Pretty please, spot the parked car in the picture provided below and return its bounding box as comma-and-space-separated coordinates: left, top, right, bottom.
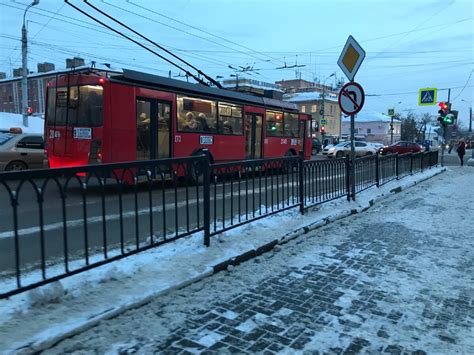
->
0, 131, 46, 171
380, 141, 424, 155
322, 141, 377, 158
311, 138, 322, 155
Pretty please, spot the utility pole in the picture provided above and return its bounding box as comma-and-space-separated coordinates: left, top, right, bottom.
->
470, 106, 472, 133
21, 0, 40, 127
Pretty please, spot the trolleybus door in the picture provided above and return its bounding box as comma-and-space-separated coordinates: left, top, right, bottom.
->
136, 98, 172, 160
245, 113, 263, 159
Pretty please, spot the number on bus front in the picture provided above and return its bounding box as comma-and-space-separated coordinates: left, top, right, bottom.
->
49, 130, 60, 138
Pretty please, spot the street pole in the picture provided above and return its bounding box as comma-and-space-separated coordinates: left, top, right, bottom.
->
350, 112, 355, 201
470, 106, 472, 133
21, 19, 28, 127
21, 0, 40, 128
390, 116, 393, 144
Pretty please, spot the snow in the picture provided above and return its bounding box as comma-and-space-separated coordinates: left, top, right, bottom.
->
283, 91, 338, 102
0, 165, 460, 352
0, 112, 44, 134
342, 109, 393, 123
0, 64, 122, 83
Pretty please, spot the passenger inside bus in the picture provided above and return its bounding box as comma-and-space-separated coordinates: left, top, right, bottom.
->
181, 112, 198, 131
197, 113, 210, 131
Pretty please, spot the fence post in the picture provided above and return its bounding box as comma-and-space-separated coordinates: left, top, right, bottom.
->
299, 152, 304, 214
375, 153, 380, 187
202, 154, 211, 247
410, 153, 413, 175
345, 155, 351, 201
395, 153, 399, 179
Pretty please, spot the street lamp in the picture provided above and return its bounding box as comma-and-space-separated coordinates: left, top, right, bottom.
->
21, 0, 40, 128
390, 101, 402, 144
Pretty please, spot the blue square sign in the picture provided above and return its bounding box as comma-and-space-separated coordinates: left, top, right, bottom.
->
418, 88, 437, 106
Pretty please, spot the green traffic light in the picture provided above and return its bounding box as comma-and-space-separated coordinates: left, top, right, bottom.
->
443, 114, 454, 125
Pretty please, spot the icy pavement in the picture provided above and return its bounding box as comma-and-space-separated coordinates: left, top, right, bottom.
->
1, 166, 473, 353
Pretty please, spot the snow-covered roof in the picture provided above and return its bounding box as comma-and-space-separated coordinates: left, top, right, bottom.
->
283, 91, 338, 103
221, 79, 283, 92
0, 112, 44, 134
342, 110, 393, 123
0, 64, 122, 83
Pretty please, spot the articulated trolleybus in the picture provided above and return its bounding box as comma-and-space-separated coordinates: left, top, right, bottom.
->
45, 69, 312, 171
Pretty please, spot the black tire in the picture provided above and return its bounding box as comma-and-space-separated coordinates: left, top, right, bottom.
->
5, 160, 28, 171
366, 151, 373, 156
311, 148, 317, 155
336, 151, 344, 158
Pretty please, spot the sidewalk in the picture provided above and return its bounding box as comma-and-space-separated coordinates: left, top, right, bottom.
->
2, 166, 473, 353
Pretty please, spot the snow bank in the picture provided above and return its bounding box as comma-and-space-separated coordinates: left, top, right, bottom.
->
0, 112, 44, 134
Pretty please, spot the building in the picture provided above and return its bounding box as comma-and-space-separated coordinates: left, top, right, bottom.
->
341, 110, 401, 144
279, 79, 341, 145
0, 59, 116, 116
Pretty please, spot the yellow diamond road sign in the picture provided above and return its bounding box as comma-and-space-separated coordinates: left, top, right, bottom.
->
338, 35, 366, 81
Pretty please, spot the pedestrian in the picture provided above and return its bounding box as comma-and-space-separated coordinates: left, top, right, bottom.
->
456, 139, 466, 166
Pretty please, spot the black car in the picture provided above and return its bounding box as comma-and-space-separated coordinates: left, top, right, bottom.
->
311, 138, 322, 155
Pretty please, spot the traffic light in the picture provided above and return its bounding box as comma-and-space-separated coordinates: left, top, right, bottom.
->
444, 113, 454, 125
438, 102, 448, 113
27, 107, 33, 115
320, 126, 326, 134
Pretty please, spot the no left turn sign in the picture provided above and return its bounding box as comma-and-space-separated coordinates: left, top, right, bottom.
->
338, 82, 365, 115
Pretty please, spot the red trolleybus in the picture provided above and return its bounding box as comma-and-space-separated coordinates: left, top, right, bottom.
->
45, 69, 312, 168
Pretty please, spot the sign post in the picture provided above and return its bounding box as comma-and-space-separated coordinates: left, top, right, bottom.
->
338, 36, 366, 201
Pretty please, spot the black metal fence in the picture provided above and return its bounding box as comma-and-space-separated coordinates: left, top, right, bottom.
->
0, 150, 438, 299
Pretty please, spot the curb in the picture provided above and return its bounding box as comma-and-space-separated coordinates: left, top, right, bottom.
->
11, 167, 445, 353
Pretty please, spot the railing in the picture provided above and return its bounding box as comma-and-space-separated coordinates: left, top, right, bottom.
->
0, 156, 205, 299
0, 150, 439, 299
209, 157, 301, 237
303, 157, 347, 208
354, 155, 377, 193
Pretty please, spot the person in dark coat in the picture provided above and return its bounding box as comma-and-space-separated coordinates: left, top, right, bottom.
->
456, 139, 466, 166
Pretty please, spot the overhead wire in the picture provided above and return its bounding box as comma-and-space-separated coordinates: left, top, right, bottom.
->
64, 0, 210, 86
83, 0, 221, 87
451, 69, 474, 102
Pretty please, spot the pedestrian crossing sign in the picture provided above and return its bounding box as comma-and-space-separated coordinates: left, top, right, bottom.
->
418, 88, 437, 106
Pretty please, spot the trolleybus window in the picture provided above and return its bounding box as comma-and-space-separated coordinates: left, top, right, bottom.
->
177, 96, 217, 133
266, 111, 284, 137
46, 85, 103, 127
218, 102, 243, 135
284, 113, 299, 138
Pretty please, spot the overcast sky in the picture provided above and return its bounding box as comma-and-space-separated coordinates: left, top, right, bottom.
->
0, 0, 473, 126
